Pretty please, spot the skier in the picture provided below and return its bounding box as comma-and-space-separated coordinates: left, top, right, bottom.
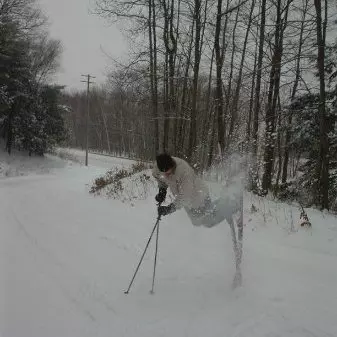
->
152, 153, 239, 227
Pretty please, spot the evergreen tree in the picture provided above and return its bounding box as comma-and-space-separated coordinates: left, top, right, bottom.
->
0, 19, 32, 153
0, 2, 64, 155
290, 91, 337, 208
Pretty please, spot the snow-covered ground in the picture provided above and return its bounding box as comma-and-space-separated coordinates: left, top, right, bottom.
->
1, 149, 337, 337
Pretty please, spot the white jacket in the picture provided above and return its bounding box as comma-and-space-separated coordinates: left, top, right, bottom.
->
152, 157, 209, 210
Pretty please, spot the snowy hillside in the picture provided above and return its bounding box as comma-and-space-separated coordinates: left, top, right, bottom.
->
1, 149, 337, 337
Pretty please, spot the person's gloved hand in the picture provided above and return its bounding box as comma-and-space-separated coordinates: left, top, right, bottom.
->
155, 187, 167, 203
158, 203, 176, 216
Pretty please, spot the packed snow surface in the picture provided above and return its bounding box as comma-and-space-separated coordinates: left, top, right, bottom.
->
1, 148, 337, 337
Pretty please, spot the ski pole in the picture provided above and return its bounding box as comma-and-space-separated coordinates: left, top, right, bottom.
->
124, 211, 162, 294
150, 216, 160, 294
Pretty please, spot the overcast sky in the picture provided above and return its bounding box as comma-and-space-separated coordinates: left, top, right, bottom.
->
38, 0, 127, 91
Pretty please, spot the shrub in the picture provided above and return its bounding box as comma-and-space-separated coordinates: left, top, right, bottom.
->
90, 161, 151, 195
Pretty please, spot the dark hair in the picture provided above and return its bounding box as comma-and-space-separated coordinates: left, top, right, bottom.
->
156, 153, 176, 172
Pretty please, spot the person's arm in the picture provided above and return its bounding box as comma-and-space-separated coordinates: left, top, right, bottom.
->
173, 164, 194, 209
171, 170, 191, 210
152, 166, 168, 202
158, 165, 192, 216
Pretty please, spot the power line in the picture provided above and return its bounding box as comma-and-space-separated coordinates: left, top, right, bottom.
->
81, 74, 95, 166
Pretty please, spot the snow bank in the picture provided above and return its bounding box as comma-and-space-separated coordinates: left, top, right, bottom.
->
0, 148, 68, 178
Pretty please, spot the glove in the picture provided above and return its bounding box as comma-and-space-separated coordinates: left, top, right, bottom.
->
155, 187, 167, 203
158, 203, 176, 216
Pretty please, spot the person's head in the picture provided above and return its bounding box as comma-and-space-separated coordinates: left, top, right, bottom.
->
156, 153, 176, 177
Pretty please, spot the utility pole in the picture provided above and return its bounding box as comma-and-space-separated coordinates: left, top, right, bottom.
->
81, 74, 95, 166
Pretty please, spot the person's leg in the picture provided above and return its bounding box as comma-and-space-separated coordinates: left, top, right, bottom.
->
185, 207, 204, 226
185, 195, 241, 228
201, 196, 241, 228
185, 197, 213, 226
185, 198, 225, 227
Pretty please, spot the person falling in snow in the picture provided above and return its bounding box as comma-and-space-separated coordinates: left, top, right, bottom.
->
152, 153, 239, 227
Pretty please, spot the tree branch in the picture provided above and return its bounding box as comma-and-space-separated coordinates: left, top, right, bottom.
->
220, 0, 249, 17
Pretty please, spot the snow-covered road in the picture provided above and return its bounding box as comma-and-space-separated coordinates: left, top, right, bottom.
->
1, 151, 337, 337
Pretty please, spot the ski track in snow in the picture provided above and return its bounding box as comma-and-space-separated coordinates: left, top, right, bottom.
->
1, 150, 337, 337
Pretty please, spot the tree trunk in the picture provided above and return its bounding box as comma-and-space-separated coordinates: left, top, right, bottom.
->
232, 0, 255, 149
187, 0, 202, 162
201, 46, 215, 170
282, 0, 308, 184
246, 32, 258, 147
162, 0, 177, 152
150, 0, 159, 154
214, 0, 230, 156
262, 0, 291, 193
249, 0, 266, 191
226, 7, 240, 147
99, 99, 111, 153
313, 0, 329, 210
177, 22, 194, 156
173, 0, 182, 153
163, 51, 169, 151
6, 107, 14, 155
207, 110, 217, 168
275, 97, 283, 193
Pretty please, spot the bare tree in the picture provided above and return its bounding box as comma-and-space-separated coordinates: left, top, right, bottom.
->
148, 0, 159, 154
225, 7, 240, 146
313, 0, 329, 209
162, 0, 178, 152
29, 33, 62, 85
0, 0, 46, 33
176, 22, 194, 156
187, 0, 203, 161
230, 0, 255, 148
249, 0, 267, 191
261, 0, 292, 193
282, 0, 310, 184
214, 0, 230, 156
